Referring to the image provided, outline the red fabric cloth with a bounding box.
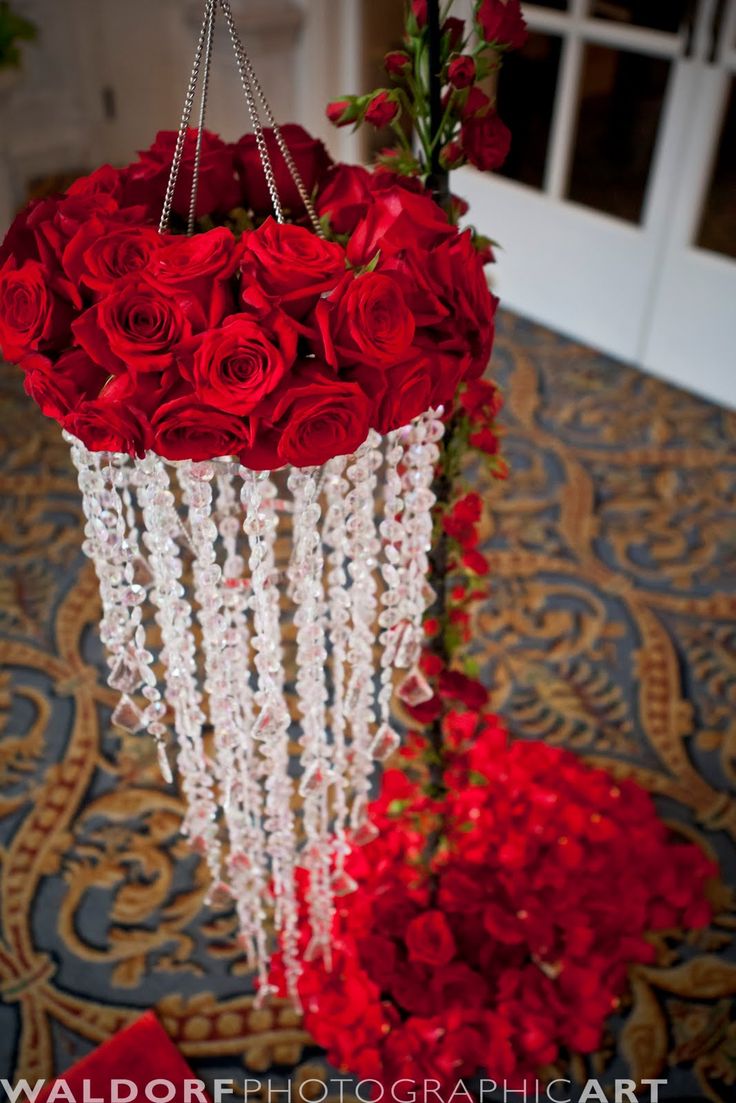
[37,1012,211,1102]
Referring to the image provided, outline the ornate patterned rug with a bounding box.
[1,312,734,1100]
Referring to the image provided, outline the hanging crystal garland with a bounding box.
[68,412,444,997]
[45,0,453,1004]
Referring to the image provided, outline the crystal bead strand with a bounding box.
[322,455,353,887]
[344,431,383,837]
[373,430,406,765]
[68,439,161,753]
[136,454,221,884]
[214,466,269,976]
[182,461,269,976]
[396,410,445,707]
[112,458,171,777]
[70,441,135,699]
[288,467,333,962]
[240,468,300,1004]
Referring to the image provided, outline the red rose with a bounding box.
[461,377,500,419]
[359,935,399,989]
[21,349,106,421]
[124,128,239,219]
[239,218,345,318]
[316,165,373,236]
[153,226,238,325]
[155,226,237,285]
[391,963,436,1015]
[67,398,153,457]
[28,194,122,276]
[0,198,45,267]
[184,311,297,416]
[313,272,415,369]
[443,492,482,547]
[448,55,476,89]
[373,352,433,434]
[66,165,123,201]
[405,910,456,967]
[461,110,511,171]
[415,230,496,378]
[234,124,333,216]
[73,280,205,375]
[431,963,489,1008]
[268,361,372,467]
[476,0,528,49]
[364,91,399,128]
[152,393,250,461]
[385,51,411,78]
[346,185,454,268]
[62,220,160,297]
[0,259,73,362]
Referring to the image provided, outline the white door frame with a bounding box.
[456,0,735,408]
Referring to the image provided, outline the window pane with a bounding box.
[566,44,670,223]
[588,0,689,34]
[697,78,736,260]
[496,32,563,190]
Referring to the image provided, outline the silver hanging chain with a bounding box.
[160,0,325,237]
[159,0,215,234]
[217,0,284,224]
[187,0,217,235]
[217,0,324,237]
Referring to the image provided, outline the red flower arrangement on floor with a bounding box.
[0,123,495,468]
[271,707,716,1089]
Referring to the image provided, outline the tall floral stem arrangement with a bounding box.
[277,3,718,1085]
[327,0,524,807]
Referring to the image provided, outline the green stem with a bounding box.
[390,117,415,156]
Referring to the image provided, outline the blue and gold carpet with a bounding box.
[0,312,734,1099]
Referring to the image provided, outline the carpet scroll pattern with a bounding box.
[0,312,735,1099]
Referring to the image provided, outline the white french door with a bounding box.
[456,0,736,407]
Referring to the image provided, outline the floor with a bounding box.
[0,312,734,1099]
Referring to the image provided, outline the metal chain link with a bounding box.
[187,0,217,235]
[217,0,284,223]
[159,0,216,234]
[218,0,324,237]
[161,0,325,236]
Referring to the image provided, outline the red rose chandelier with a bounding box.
[0,0,495,999]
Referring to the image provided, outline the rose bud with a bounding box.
[411,0,427,29]
[364,90,399,128]
[440,140,465,170]
[385,50,411,78]
[448,55,476,89]
[326,98,356,126]
[443,17,465,50]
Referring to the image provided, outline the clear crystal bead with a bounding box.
[370,722,401,762]
[397,667,435,707]
[111,694,144,732]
